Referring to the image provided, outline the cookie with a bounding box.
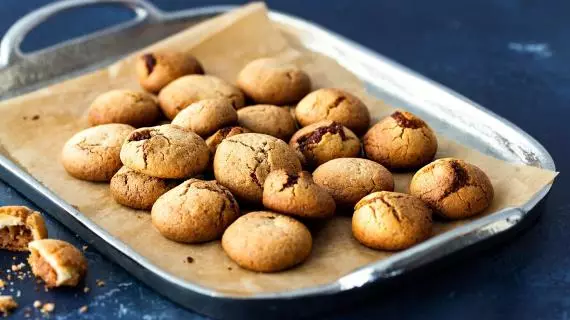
[62,123,134,181]
[136,51,204,93]
[213,133,302,203]
[205,126,251,155]
[110,167,178,210]
[295,88,370,135]
[87,90,161,128]
[0,296,17,316]
[409,158,494,219]
[171,98,238,137]
[313,158,394,207]
[353,191,432,251]
[28,239,87,288]
[262,170,336,218]
[158,75,245,119]
[289,120,360,167]
[237,58,311,105]
[221,211,312,272]
[364,110,437,169]
[0,206,48,251]
[120,124,209,179]
[237,104,297,140]
[151,179,240,243]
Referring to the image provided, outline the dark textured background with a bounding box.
[0,0,568,319]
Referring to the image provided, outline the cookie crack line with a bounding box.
[278,173,300,192]
[296,122,347,151]
[324,95,346,118]
[391,111,426,129]
[442,160,470,199]
[357,195,403,223]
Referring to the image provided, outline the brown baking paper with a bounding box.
[0,3,557,295]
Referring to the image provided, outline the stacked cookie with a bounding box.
[61,53,494,273]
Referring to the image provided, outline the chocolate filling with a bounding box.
[142,53,156,74]
[296,122,347,151]
[391,111,425,129]
[443,160,469,197]
[281,173,299,190]
[128,129,153,142]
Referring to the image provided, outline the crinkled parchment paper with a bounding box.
[0,3,557,295]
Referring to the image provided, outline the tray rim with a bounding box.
[0,0,557,304]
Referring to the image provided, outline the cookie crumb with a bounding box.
[33,300,42,308]
[23,307,32,318]
[82,245,88,251]
[6,275,11,281]
[31,115,40,120]
[11,257,15,261]
[11,263,25,272]
[79,305,88,313]
[186,256,194,263]
[83,286,90,293]
[95,279,105,287]
[41,302,54,313]
[0,279,4,288]
[0,296,17,316]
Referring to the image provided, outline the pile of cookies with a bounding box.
[61,51,494,273]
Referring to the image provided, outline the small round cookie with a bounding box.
[171,98,238,137]
[221,211,312,272]
[110,167,178,210]
[120,124,209,179]
[62,123,134,182]
[353,191,432,251]
[313,158,394,207]
[289,120,360,167]
[237,105,297,141]
[237,58,311,105]
[205,126,251,154]
[28,239,87,288]
[87,89,161,128]
[213,133,302,203]
[158,75,245,119]
[295,88,370,135]
[364,111,437,169]
[409,158,494,219]
[136,51,204,93]
[263,170,335,218]
[151,179,240,243]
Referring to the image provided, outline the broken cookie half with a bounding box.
[0,206,48,251]
[28,239,87,288]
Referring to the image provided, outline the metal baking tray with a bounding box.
[0,0,556,319]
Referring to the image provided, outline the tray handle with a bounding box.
[0,0,161,68]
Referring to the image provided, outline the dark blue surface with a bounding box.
[1,0,568,319]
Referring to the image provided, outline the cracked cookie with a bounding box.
[136,51,204,93]
[62,123,134,181]
[213,133,302,203]
[409,158,494,219]
[151,179,240,243]
[28,239,87,288]
[0,206,47,251]
[171,98,238,137]
[120,124,209,179]
[205,126,251,155]
[262,170,336,218]
[237,104,297,141]
[110,167,178,210]
[87,89,161,128]
[364,110,437,169]
[295,88,370,135]
[221,211,312,272]
[237,58,311,105]
[289,120,360,167]
[158,75,245,119]
[313,158,394,207]
[353,191,432,250]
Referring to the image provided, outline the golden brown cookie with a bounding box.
[0,296,17,316]
[213,133,302,203]
[295,88,370,135]
[171,98,238,137]
[289,120,360,167]
[237,104,297,140]
[205,126,251,155]
[409,158,494,219]
[28,239,87,288]
[158,75,245,119]
[62,124,134,182]
[151,179,240,243]
[313,158,394,207]
[353,191,432,251]
[221,211,312,272]
[136,51,204,93]
[87,90,161,128]
[262,170,335,218]
[364,110,437,169]
[120,124,209,179]
[237,58,311,105]
[0,206,47,252]
[110,167,178,210]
